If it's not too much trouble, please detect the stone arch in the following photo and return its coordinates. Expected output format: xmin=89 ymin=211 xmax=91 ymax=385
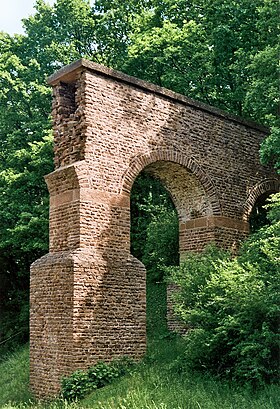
xmin=119 ymin=147 xmax=222 ymax=217
xmin=243 ymin=179 xmax=280 ymax=222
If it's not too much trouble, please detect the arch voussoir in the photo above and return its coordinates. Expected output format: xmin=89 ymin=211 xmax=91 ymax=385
xmin=243 ymin=179 xmax=280 ymax=221
xmin=119 ymin=147 xmax=222 ymax=216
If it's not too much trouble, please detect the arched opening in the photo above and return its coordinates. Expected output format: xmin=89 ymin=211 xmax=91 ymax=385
xmin=243 ymin=179 xmax=280 ymax=228
xmin=249 ymin=192 xmax=274 ymax=232
xmin=130 ymin=171 xmax=179 ymax=278
xmin=129 ymin=160 xmax=214 ymax=338
xmin=130 ymin=171 xmax=179 ymax=339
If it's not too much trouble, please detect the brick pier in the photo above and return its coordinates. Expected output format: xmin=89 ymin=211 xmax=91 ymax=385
xmin=30 ymin=59 xmax=279 ymax=398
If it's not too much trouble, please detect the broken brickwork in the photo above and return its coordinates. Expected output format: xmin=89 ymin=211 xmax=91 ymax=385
xmin=30 ymin=59 xmax=279 ymax=398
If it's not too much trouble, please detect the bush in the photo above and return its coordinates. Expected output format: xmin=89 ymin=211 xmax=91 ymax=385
xmin=168 ymin=194 xmax=280 ymax=387
xmin=61 ymin=369 xmax=92 ymax=401
xmin=61 ymin=357 xmax=135 ymax=401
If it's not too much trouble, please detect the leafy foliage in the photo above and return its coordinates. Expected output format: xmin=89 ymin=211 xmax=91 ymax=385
xmin=260 ymin=126 xmax=280 ymax=172
xmin=146 ymin=282 xmax=169 ymax=340
xmin=168 ymin=194 xmax=280 ymax=386
xmin=0 ymin=0 xmax=279 ymax=350
xmin=0 ymin=30 xmax=54 ymax=346
xmin=61 ymin=357 xmax=135 ymax=401
xmin=249 ymin=192 xmax=272 ymax=233
xmin=142 ymin=208 xmax=179 ymax=282
xmin=130 ymin=172 xmax=178 ymax=278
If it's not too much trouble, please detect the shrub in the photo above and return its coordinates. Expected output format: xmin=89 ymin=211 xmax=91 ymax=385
xmin=168 ymin=194 xmax=280 ymax=387
xmin=61 ymin=357 xmax=135 ymax=401
xmin=61 ymin=369 xmax=92 ymax=401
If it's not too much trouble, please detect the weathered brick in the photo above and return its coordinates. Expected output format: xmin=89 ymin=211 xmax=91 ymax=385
xmin=30 ymin=59 xmax=279 ymax=398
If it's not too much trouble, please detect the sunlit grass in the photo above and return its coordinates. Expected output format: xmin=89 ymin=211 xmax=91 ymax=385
xmin=81 ymin=336 xmax=280 ymax=409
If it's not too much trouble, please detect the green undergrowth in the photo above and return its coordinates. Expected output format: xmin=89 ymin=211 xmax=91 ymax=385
xmin=0 ymin=344 xmax=32 ymax=406
xmin=0 ymin=283 xmax=279 ymax=409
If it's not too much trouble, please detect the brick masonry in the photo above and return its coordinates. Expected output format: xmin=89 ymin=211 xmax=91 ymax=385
xmin=30 ymin=59 xmax=279 ymax=398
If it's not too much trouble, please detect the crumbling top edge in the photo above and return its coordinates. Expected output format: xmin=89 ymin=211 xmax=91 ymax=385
xmin=47 ymin=58 xmax=269 ymax=133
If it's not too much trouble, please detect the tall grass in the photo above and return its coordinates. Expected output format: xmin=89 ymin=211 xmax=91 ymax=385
xmin=0 ymin=283 xmax=279 ymax=409
xmin=81 ymin=337 xmax=280 ymax=409
xmin=0 ymin=344 xmax=32 ymax=406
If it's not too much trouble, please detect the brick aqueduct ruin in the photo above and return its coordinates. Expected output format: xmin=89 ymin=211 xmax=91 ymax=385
xmin=30 ymin=59 xmax=279 ymax=397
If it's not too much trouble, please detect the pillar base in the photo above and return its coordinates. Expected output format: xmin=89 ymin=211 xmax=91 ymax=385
xmin=30 ymin=248 xmax=146 ymax=399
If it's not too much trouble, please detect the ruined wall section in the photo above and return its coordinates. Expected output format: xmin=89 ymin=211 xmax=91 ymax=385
xmin=49 ymin=65 xmax=276 ymax=226
xmin=29 ymin=60 xmax=279 ymax=399
xmin=78 ymin=68 xmax=272 ymax=253
xmin=51 ymin=76 xmax=87 ymax=168
xmin=79 ymin=68 xmax=274 ymax=221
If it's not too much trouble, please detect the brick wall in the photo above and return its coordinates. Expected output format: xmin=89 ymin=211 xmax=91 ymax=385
xmin=30 ymin=59 xmax=279 ymax=398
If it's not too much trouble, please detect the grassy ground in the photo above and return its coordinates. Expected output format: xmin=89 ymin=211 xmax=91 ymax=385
xmin=0 ymin=283 xmax=279 ymax=409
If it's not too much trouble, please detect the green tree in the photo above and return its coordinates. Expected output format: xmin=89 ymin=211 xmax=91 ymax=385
xmin=130 ymin=172 xmax=179 ymax=283
xmin=168 ymin=194 xmax=280 ymax=386
xmin=0 ymin=29 xmax=54 ymax=347
xmin=124 ymin=0 xmax=279 ymax=169
xmin=0 ymin=0 xmax=278 ymax=349
xmin=0 ymin=0 xmax=113 ymax=348
xmin=142 ymin=208 xmax=179 ymax=282
xmin=22 ymin=0 xmax=97 ymax=67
